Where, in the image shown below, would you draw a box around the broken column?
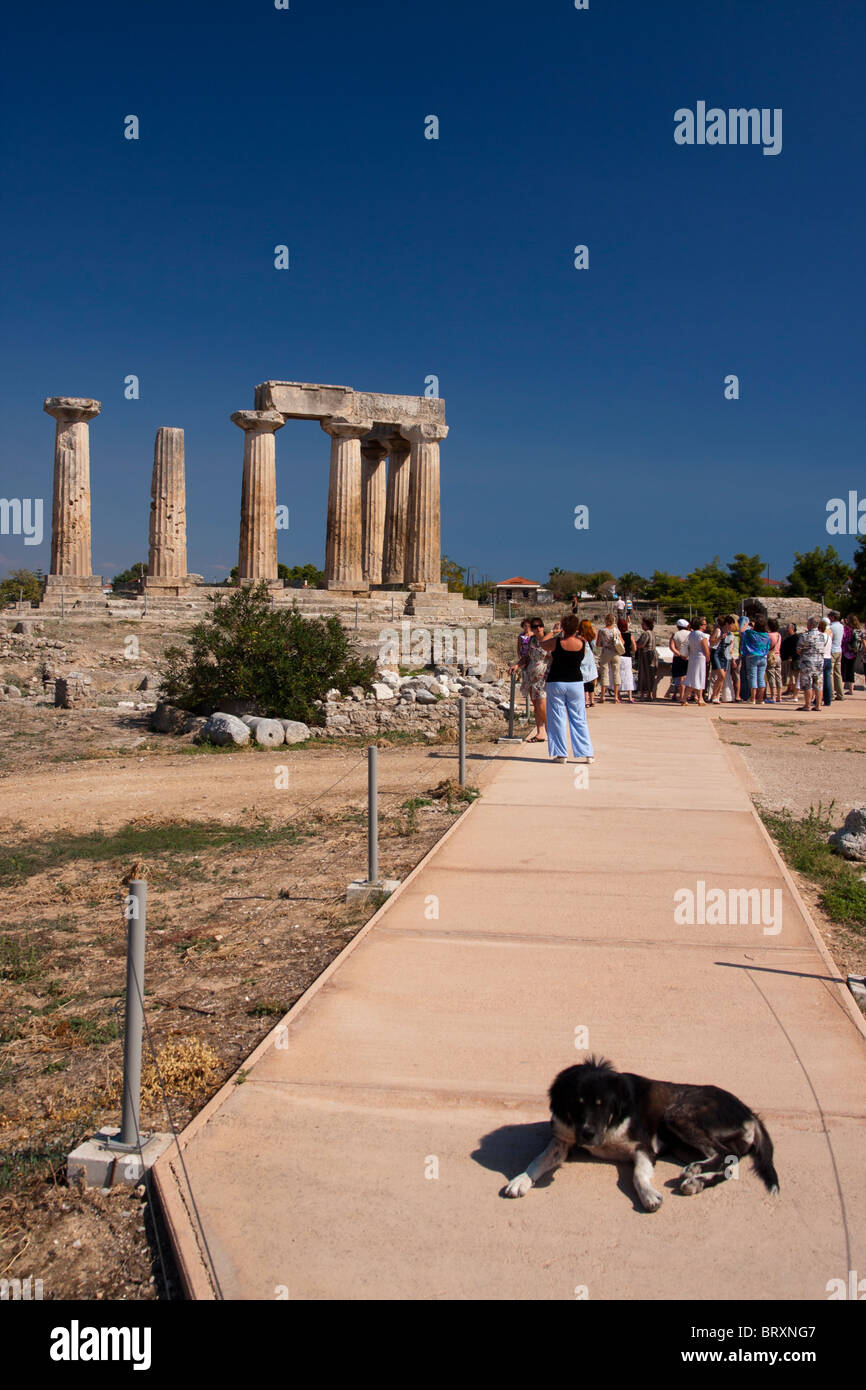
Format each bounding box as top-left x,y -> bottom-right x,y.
43,396 -> 102,596
360,435 -> 389,586
233,410 -> 285,582
146,427 -> 191,592
322,417 -> 373,591
404,422 -> 448,591
382,432 -> 412,588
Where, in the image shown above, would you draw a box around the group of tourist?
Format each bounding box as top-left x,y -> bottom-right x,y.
510,608 -> 865,756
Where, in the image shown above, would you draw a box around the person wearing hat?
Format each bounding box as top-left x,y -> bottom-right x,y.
668,619 -> 690,699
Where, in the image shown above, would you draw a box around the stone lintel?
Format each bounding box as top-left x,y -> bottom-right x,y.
44,574 -> 104,590
256,381 -> 446,428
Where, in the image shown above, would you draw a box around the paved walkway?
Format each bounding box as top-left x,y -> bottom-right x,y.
155,708 -> 866,1300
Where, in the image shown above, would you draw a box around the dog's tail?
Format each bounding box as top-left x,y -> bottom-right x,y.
750,1116 -> 779,1194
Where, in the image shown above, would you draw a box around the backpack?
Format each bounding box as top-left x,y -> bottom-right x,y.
850,628 -> 863,653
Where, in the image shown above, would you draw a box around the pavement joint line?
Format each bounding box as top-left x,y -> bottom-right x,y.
377,930 -> 819,952
216,1078 -> 866,1125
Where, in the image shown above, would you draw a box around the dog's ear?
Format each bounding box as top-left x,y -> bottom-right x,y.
610,1073 -> 633,1125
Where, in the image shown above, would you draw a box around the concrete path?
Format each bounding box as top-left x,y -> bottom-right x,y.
155,707 -> 866,1300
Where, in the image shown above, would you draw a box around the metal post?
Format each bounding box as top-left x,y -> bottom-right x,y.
391,593 -> 395,621
507,599 -> 512,621
355,600 -> 359,630
524,693 -> 530,720
508,670 -> 516,737
143,587 -> 148,617
119,880 -> 147,1148
458,695 -> 466,786
17,587 -> 22,615
368,745 -> 378,885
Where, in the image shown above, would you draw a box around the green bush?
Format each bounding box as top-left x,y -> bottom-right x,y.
159,582 -> 375,724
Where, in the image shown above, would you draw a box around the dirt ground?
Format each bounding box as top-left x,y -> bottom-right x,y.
0,704 -> 503,1300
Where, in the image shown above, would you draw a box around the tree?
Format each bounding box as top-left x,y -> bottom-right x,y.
587,571 -> 615,598
727,553 -> 765,595
617,572 -> 648,597
786,546 -> 852,605
547,570 -> 591,599
160,582 -> 375,725
112,562 -> 147,589
849,536 -> 866,614
0,568 -> 43,606
279,563 -> 324,588
440,555 -> 466,592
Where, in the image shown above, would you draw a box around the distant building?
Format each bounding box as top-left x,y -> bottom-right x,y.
496,576 -> 540,602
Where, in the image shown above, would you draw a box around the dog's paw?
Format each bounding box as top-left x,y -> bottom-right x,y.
679,1176 -> 704,1196
503,1173 -> 533,1198
681,1161 -> 704,1179
640,1188 -> 664,1212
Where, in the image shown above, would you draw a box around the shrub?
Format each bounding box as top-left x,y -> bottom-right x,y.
159,582 -> 375,724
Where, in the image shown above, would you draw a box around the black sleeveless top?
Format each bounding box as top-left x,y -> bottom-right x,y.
546,635 -> 584,683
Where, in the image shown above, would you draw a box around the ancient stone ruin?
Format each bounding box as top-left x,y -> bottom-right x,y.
38,380 -> 452,610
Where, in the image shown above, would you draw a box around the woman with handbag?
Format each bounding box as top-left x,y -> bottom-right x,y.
537,614 -> 594,764
509,618 -> 551,743
579,619 -> 598,707
596,613 -> 623,704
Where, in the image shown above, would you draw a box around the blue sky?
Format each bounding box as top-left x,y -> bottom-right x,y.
1,0 -> 864,585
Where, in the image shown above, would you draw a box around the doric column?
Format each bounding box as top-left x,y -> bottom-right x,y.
147,428 -> 188,580
321,417 -> 373,591
232,410 -> 285,582
382,432 -> 412,588
404,422 -> 448,590
360,436 -> 389,586
43,397 -> 101,577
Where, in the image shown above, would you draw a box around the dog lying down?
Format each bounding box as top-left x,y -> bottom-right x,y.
504,1056 -> 779,1211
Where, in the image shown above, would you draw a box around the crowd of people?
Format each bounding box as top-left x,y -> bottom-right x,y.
510,608 -> 865,758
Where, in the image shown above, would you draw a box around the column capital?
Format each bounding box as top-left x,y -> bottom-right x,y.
360,436 -> 390,462
43,396 -> 101,423
320,416 -> 374,440
231,409 -> 285,433
399,421 -> 449,445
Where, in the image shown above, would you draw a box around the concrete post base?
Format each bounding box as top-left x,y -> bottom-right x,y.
346,878 -> 400,905
67,1127 -> 174,1187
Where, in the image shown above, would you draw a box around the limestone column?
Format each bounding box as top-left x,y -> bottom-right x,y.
382,432 -> 412,588
147,428 -> 188,582
43,396 -> 101,578
321,417 -> 373,590
360,436 -> 388,586
233,410 -> 285,582
404,422 -> 448,590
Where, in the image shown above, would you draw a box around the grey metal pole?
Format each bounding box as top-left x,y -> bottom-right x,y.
143,587 -> 148,617
368,745 -> 378,884
508,671 -> 516,738
17,587 -> 22,615
119,880 -> 147,1148
458,695 -> 466,786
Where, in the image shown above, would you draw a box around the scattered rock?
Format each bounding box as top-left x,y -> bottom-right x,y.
197,713 -> 251,746
829,806 -> 866,861
371,682 -> 396,702
149,702 -> 200,735
280,720 -> 310,744
247,718 -> 286,748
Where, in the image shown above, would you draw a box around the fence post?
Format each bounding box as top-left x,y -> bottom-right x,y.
368,745 -> 378,884
119,880 -> 147,1149
458,695 -> 466,786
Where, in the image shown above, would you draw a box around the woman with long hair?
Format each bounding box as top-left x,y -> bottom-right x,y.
510,618 -> 550,743
578,618 -> 598,707
616,617 -> 636,704
538,614 -> 594,764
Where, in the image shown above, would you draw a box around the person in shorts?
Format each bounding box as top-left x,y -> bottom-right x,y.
796,618 -> 824,712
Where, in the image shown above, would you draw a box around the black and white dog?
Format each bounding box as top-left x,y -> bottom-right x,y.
503,1056 -> 779,1211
